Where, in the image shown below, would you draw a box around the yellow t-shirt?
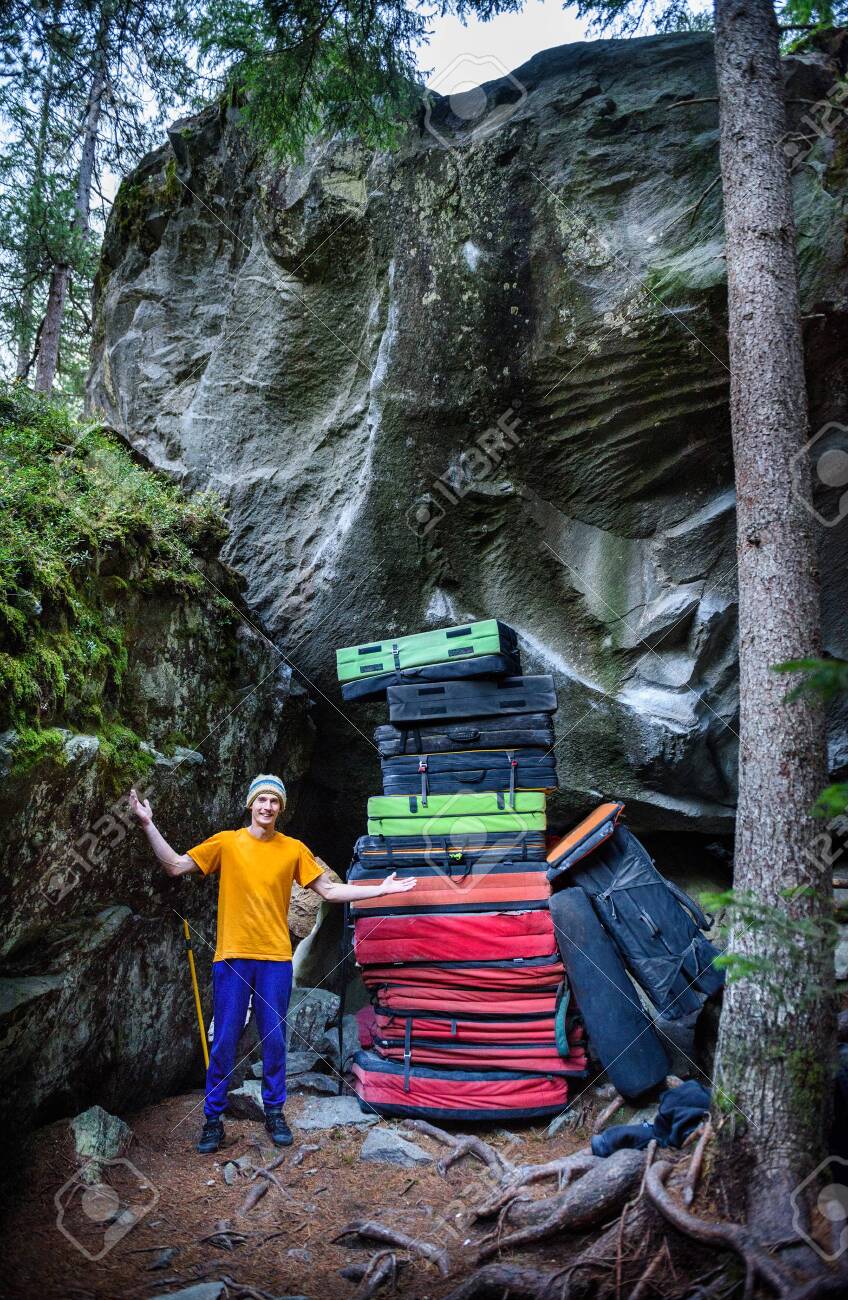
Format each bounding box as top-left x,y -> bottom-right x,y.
187,828 -> 324,962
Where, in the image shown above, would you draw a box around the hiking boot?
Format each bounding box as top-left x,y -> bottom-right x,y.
197,1117 -> 224,1154
264,1107 -> 293,1147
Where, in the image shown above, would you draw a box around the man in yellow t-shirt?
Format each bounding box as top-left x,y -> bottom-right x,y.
130,773 -> 414,1153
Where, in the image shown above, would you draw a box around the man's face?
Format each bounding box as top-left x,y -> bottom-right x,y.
252,793 -> 282,829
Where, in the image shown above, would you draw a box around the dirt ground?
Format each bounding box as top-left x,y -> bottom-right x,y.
0,1085 -> 594,1300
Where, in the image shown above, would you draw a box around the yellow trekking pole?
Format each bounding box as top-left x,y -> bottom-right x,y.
183,918 -> 209,1069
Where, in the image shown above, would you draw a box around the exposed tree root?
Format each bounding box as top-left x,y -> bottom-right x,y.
341,1249 -> 399,1299
684,1122 -> 713,1206
593,1094 -> 625,1135
337,1112 -> 848,1300
783,1264 -> 848,1300
399,1117 -> 601,1223
238,1181 -> 269,1215
198,1219 -> 250,1250
442,1262 -> 574,1300
627,1249 -> 665,1300
645,1160 -> 793,1298
471,1152 -> 600,1221
476,1149 -> 646,1261
333,1219 -> 450,1276
444,1201 -> 657,1300
399,1120 -> 516,1177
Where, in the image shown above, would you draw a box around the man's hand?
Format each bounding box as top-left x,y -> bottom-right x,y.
129,788 -> 153,826
381,871 -> 417,894
129,789 -> 197,876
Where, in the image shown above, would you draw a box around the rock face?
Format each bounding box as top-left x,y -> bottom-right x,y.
86,31 -> 848,864
0,553 -> 313,1134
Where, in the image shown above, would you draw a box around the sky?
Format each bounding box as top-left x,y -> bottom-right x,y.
419,3 -> 594,91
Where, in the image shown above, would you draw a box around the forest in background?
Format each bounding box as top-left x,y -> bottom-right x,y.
1,0 -> 832,399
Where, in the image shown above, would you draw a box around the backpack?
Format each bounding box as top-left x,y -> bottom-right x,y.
547,802 -> 724,1021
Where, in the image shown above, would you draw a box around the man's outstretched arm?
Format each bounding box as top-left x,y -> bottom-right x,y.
308,870 -> 416,902
129,788 -> 199,878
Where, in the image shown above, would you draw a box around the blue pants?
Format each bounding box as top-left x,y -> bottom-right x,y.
204,958 -> 293,1118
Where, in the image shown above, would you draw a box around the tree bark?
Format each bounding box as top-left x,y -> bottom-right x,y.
711,0 -> 834,1235
15,47 -> 54,379
35,2 -> 109,393
34,262 -> 70,393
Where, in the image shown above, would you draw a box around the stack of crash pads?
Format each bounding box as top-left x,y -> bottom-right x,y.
336,620 -> 589,1121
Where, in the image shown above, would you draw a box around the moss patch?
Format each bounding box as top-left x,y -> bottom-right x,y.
96,723 -> 156,794
7,727 -> 67,777
0,383 -> 229,739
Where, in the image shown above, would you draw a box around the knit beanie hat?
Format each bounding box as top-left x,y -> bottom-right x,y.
246,774 -> 287,810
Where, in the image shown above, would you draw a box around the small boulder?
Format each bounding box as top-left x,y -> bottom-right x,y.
70,1105 -> 132,1182
152,1284 -> 225,1300
289,1072 -> 338,1095
227,1079 -> 264,1121
546,1108 -> 584,1138
146,1246 -> 178,1271
360,1126 -> 433,1168
222,1162 -> 238,1185
293,1096 -> 378,1131
319,1014 -> 360,1072
287,1050 -> 321,1077
289,861 -> 342,940
287,987 -> 340,1054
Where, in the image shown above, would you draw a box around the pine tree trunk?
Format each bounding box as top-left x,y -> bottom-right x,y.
34,263 -> 70,393
711,0 -> 834,1235
19,50 -> 55,380
34,5 -> 108,393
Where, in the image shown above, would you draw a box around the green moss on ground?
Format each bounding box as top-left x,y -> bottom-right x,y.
0,383 -> 229,739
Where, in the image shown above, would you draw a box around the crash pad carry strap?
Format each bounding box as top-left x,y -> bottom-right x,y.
507,751 -> 517,808
403,1017 -> 412,1091
554,981 -> 571,1058
665,878 -> 713,931
418,756 -> 429,804
337,902 -> 354,1095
